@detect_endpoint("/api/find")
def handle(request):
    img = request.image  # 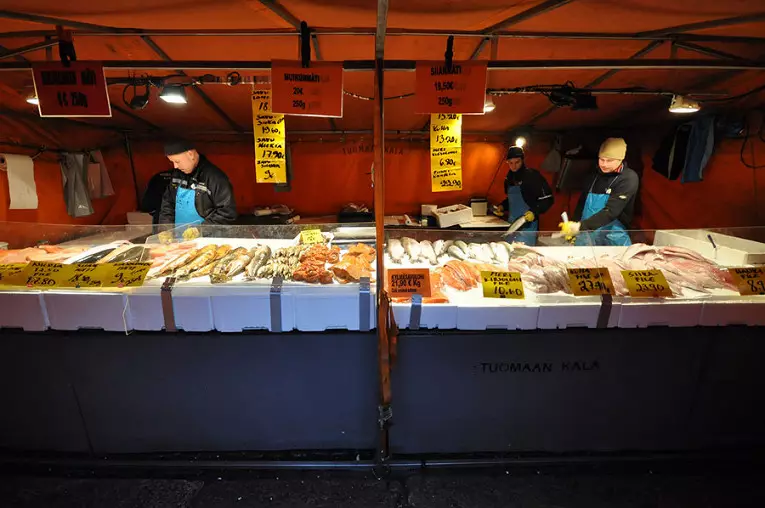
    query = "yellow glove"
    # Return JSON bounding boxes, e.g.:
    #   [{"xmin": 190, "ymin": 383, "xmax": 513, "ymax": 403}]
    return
[
  {"xmin": 492, "ymin": 204, "xmax": 504, "ymax": 217},
  {"xmin": 182, "ymin": 227, "xmax": 200, "ymax": 241},
  {"xmin": 558, "ymin": 221, "xmax": 581, "ymax": 242},
  {"xmin": 158, "ymin": 231, "xmax": 174, "ymax": 244},
  {"xmin": 523, "ymin": 210, "xmax": 535, "ymax": 222}
]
